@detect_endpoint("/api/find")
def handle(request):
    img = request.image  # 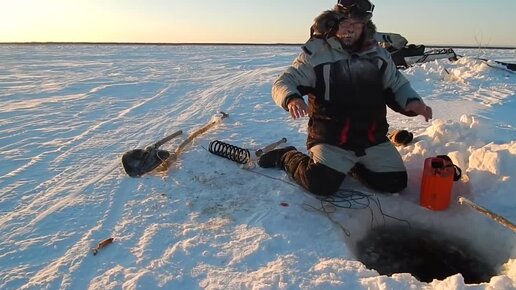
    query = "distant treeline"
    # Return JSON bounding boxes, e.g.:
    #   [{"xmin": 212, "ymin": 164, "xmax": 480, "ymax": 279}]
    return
[{"xmin": 1, "ymin": 42, "xmax": 515, "ymax": 49}]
